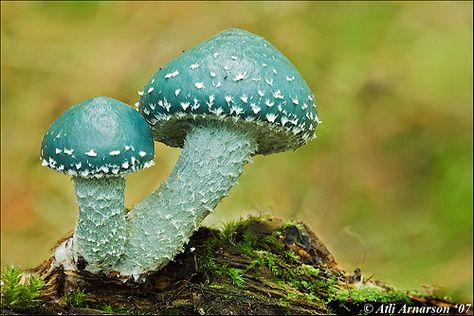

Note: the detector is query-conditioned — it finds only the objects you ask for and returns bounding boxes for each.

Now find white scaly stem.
[72,176,126,273]
[115,122,257,278]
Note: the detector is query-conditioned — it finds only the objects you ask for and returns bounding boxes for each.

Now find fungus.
[114,29,320,277]
[40,96,155,273]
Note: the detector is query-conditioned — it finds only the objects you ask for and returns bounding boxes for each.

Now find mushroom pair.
[41,28,320,279]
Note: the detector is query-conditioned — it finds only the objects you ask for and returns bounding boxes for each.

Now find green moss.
[101,303,115,312]
[282,220,305,232]
[284,250,301,262]
[196,235,245,287]
[249,251,282,276]
[221,266,244,287]
[220,219,242,244]
[197,216,417,310]
[284,266,339,304]
[99,303,146,315]
[0,265,45,308]
[332,285,411,304]
[198,216,343,305]
[60,289,88,307]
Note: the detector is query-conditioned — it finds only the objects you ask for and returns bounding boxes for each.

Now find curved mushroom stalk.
[115,122,256,278]
[72,176,126,272]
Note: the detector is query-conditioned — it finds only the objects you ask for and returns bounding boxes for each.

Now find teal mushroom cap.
[138,28,320,155]
[41,96,155,178]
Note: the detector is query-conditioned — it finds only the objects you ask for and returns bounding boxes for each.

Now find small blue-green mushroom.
[116,29,320,278]
[41,96,155,273]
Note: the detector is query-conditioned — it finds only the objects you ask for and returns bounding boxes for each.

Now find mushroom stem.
[116,121,257,278]
[72,176,126,272]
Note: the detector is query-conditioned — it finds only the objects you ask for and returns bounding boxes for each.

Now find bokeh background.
[1,1,472,302]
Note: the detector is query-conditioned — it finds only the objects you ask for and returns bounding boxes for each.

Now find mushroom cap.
[40,96,155,178]
[138,28,320,155]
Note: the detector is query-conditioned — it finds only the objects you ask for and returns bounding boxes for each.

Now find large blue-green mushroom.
[116,28,320,277]
[40,96,155,273]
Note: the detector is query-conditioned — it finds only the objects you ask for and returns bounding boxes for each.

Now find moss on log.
[1,216,458,315]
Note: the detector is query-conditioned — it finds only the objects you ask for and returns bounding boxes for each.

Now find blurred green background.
[1,1,472,302]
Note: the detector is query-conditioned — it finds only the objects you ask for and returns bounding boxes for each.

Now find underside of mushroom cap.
[41,96,155,178]
[138,28,320,155]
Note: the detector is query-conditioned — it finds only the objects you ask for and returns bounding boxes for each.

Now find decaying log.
[2,216,460,315]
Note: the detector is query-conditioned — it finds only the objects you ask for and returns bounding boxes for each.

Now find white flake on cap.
[315,114,322,124]
[139,151,147,158]
[175,89,181,96]
[48,157,57,167]
[147,87,155,94]
[85,150,97,157]
[266,113,277,123]
[233,72,247,81]
[190,63,200,70]
[240,95,248,103]
[265,78,273,86]
[265,99,275,108]
[143,160,155,168]
[230,106,244,116]
[165,70,180,79]
[206,95,215,108]
[181,102,190,111]
[55,148,62,154]
[251,103,261,114]
[109,150,120,156]
[162,99,172,112]
[195,82,205,89]
[292,98,299,105]
[138,90,144,96]
[286,76,295,82]
[66,169,77,176]
[210,71,216,78]
[224,96,233,104]
[80,169,90,177]
[272,90,284,99]
[192,98,200,111]
[211,107,224,116]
